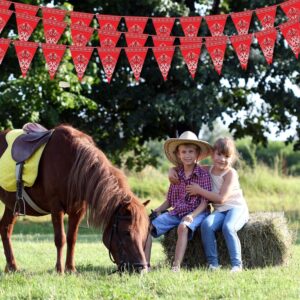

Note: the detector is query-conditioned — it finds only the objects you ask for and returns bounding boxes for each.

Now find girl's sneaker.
[230,266,242,273]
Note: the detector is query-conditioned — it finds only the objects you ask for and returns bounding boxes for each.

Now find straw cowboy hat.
[164,131,212,165]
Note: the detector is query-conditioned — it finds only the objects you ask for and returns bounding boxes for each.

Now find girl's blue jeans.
[200,207,249,268]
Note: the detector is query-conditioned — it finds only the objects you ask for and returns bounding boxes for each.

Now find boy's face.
[177,144,199,166]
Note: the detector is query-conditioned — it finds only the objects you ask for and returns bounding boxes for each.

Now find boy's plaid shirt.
[167,165,212,218]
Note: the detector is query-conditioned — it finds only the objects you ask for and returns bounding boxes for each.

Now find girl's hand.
[168,168,179,184]
[186,183,201,195]
[183,214,193,223]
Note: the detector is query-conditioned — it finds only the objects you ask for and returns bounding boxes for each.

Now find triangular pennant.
[97,47,121,83]
[14,3,39,16]
[98,30,121,48]
[16,13,40,41]
[0,9,12,34]
[205,14,228,36]
[125,33,148,47]
[180,44,202,78]
[152,17,175,36]
[280,20,300,59]
[281,0,300,21]
[231,11,252,35]
[152,46,175,80]
[0,1,11,10]
[124,16,148,34]
[125,47,148,81]
[230,34,252,70]
[180,37,202,45]
[96,14,121,32]
[255,6,277,30]
[255,28,277,64]
[0,38,10,64]
[43,19,66,44]
[152,36,175,47]
[14,41,38,77]
[179,16,202,37]
[205,36,227,75]
[42,7,66,22]
[42,43,66,79]
[70,11,94,27]
[71,24,94,46]
[70,46,94,81]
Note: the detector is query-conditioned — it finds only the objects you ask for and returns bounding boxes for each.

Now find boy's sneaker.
[208,264,221,271]
[171,265,180,273]
[230,266,242,273]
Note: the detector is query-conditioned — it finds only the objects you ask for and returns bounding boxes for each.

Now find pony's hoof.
[65,266,77,274]
[4,264,18,273]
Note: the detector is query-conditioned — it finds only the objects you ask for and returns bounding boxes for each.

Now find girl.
[169,137,249,272]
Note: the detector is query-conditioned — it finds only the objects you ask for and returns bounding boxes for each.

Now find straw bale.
[161,212,293,269]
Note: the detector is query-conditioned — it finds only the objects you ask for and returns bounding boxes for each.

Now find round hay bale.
[161,212,293,269]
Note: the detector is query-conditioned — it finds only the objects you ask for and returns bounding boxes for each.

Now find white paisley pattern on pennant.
[185,24,197,37]
[130,54,143,77]
[261,15,273,29]
[102,38,115,48]
[212,48,224,72]
[102,23,115,32]
[287,28,300,54]
[46,52,59,77]
[103,55,117,81]
[185,51,198,75]
[286,7,300,19]
[18,23,32,41]
[158,53,171,78]
[75,54,88,78]
[211,23,223,36]
[237,20,249,35]
[74,34,87,47]
[19,50,31,73]
[129,24,143,34]
[262,38,274,61]
[237,43,249,66]
[46,28,59,44]
[158,25,169,36]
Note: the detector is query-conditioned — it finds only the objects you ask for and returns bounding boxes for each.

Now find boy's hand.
[168,167,179,184]
[186,183,201,195]
[183,214,193,224]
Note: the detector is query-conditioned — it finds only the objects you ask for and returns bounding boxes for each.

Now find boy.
[145,131,212,272]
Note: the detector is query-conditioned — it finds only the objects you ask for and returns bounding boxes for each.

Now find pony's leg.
[51,210,66,273]
[0,206,18,272]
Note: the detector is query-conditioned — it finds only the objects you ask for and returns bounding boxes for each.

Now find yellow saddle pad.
[0,129,47,192]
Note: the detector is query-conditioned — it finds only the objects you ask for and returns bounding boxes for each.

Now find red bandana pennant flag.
[14,3,39,16]
[97,47,121,83]
[43,19,66,44]
[42,7,66,22]
[42,43,66,79]
[125,33,148,47]
[0,9,12,34]
[70,46,93,81]
[180,44,202,78]
[255,28,277,64]
[125,47,148,81]
[0,1,11,10]
[280,20,300,59]
[96,14,121,32]
[255,6,277,30]
[205,36,227,75]
[16,13,40,41]
[71,24,94,46]
[98,30,121,48]
[0,38,10,64]
[281,0,300,21]
[152,17,175,36]
[230,34,252,70]
[231,11,252,35]
[179,16,202,37]
[152,36,175,47]
[205,14,228,36]
[70,11,94,27]
[124,16,148,34]
[14,41,38,77]
[152,46,174,81]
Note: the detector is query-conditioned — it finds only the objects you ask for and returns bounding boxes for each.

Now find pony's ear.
[143,200,150,206]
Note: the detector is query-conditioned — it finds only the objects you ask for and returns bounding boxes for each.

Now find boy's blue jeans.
[201,207,249,268]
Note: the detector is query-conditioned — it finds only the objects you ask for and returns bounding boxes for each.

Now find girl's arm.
[168,167,179,184]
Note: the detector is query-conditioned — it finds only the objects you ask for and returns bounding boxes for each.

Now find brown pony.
[0,125,150,273]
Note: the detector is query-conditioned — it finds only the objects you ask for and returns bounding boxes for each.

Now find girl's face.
[212,150,232,171]
[177,144,199,166]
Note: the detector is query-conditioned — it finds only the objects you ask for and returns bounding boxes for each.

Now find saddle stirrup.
[14,162,26,216]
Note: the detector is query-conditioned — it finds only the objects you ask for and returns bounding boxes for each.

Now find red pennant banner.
[205,36,227,75]
[180,44,202,78]
[42,43,66,79]
[42,7,66,22]
[255,6,277,30]
[180,37,202,45]
[152,46,174,81]
[0,9,12,34]
[281,0,300,20]
[255,28,277,64]
[124,16,148,34]
[152,36,175,47]
[179,16,202,37]
[0,38,10,64]
[71,24,94,46]
[152,17,175,36]
[43,19,66,44]
[70,46,93,81]
[70,11,94,27]
[14,41,38,77]
[96,14,121,32]
[0,1,11,10]
[98,30,121,48]
[205,14,228,36]
[14,3,39,16]
[280,20,300,59]
[231,11,252,35]
[97,47,121,83]
[230,34,252,70]
[16,13,40,41]
[125,33,148,47]
[125,47,148,81]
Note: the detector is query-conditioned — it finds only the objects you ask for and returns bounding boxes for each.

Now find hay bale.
[161,212,293,269]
